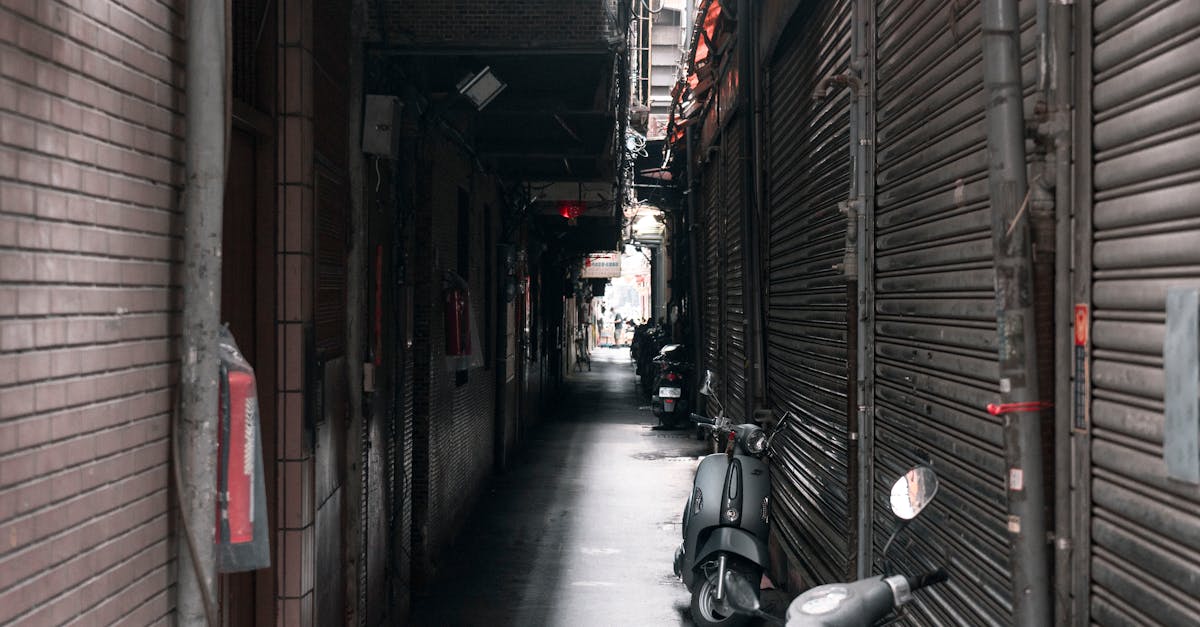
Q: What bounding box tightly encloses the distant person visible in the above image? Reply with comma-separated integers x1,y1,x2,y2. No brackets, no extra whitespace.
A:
614,316,624,346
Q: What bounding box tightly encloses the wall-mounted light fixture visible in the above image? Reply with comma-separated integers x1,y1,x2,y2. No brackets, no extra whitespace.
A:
457,66,506,110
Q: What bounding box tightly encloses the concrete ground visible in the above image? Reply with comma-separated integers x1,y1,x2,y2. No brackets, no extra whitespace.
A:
409,347,792,626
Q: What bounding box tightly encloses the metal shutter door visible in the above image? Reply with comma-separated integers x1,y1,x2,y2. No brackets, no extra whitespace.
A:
702,158,724,380
873,0,1035,623
1089,2,1200,624
723,115,747,422
764,0,856,586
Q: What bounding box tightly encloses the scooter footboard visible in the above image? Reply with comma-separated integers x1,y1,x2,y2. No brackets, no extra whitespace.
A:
693,527,769,571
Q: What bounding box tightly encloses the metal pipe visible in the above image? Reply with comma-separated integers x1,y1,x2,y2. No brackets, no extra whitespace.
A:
852,0,877,580
980,0,1052,624
1069,2,1095,624
177,0,228,623
1047,0,1074,623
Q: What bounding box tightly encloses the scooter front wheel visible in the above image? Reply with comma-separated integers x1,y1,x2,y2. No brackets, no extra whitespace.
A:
690,559,756,627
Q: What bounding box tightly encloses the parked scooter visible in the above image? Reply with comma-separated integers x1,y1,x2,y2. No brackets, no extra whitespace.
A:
651,343,693,428
720,466,950,626
634,323,669,398
674,371,792,627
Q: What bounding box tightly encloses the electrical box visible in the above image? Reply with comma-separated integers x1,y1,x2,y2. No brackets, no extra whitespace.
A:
1165,287,1200,484
362,95,402,159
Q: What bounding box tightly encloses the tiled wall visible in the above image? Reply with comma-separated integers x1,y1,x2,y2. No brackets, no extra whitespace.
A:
0,0,184,623
275,0,317,623
370,0,621,45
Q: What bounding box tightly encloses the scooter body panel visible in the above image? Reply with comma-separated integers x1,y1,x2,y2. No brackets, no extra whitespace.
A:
680,452,771,589
693,526,769,571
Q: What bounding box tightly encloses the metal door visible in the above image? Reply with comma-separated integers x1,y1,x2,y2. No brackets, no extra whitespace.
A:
872,0,1036,623
701,156,724,394
763,0,856,586
1086,2,1200,623
723,115,747,422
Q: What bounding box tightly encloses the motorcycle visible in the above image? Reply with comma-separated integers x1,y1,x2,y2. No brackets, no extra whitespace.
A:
720,466,949,626
633,322,669,397
651,343,693,428
674,371,792,627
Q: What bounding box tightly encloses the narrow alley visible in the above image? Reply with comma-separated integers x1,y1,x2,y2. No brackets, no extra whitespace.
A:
4,0,1200,625
411,348,702,626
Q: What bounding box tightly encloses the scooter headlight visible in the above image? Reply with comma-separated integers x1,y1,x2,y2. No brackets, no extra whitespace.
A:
744,429,767,454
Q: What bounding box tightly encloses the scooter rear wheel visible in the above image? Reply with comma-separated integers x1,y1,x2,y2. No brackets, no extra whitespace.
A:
689,558,756,627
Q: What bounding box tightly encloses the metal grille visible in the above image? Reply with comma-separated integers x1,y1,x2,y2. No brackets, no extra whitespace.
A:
232,0,265,104
315,165,348,357
1088,2,1200,623
872,0,1036,623
763,0,855,587
723,115,747,422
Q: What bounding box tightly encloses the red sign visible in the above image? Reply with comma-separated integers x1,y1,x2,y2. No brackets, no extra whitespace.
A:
1074,304,1089,346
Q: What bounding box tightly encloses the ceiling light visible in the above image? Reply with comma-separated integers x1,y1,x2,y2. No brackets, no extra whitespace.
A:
457,66,506,110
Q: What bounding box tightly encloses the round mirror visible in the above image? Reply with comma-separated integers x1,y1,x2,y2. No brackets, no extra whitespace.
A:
889,466,939,520
699,370,718,397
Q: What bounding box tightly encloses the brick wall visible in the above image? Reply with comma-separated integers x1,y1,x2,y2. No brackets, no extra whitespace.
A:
371,0,621,45
0,0,183,624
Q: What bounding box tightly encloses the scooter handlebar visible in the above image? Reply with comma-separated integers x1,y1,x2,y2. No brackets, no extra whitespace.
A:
909,568,949,592
690,413,714,425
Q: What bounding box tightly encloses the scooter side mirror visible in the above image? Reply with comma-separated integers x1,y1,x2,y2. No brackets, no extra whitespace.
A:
724,571,785,625
699,370,718,397
889,466,939,520
723,572,761,614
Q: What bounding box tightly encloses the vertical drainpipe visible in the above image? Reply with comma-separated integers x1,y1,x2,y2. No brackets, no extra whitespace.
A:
981,0,1052,624
737,0,765,423
1069,2,1095,623
177,0,227,623
1045,0,1075,623
852,0,877,580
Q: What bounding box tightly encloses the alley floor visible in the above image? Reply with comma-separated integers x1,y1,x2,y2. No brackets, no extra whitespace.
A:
409,347,707,626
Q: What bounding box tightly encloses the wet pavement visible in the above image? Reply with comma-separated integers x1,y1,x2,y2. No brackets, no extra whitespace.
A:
409,347,708,626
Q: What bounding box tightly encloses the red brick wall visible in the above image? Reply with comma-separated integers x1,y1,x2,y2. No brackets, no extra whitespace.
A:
371,0,621,45
0,0,184,624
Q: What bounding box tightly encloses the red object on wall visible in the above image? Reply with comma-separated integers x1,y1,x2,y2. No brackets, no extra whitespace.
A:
558,200,585,220
218,370,257,544
445,287,472,356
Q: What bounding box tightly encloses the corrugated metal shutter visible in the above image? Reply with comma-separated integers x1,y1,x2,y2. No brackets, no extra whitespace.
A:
1088,2,1200,624
872,1,1035,623
763,0,856,586
701,157,723,380
723,115,747,422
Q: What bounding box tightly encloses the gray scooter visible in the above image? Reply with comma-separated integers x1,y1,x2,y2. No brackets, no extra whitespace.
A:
674,371,792,627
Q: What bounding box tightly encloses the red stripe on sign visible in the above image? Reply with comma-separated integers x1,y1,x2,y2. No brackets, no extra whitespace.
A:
1074,304,1089,346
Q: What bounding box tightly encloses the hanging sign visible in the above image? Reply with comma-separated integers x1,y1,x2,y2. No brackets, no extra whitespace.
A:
580,253,622,278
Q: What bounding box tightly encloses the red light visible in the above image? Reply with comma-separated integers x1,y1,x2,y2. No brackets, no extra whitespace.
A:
558,201,585,220
666,373,678,381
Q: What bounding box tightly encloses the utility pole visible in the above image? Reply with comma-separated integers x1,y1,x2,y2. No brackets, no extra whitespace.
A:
981,0,1052,624
177,0,227,623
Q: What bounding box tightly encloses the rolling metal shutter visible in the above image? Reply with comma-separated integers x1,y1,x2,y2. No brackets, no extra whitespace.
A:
723,115,747,422
872,0,1035,623
764,0,856,586
701,157,723,382
1088,2,1200,624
